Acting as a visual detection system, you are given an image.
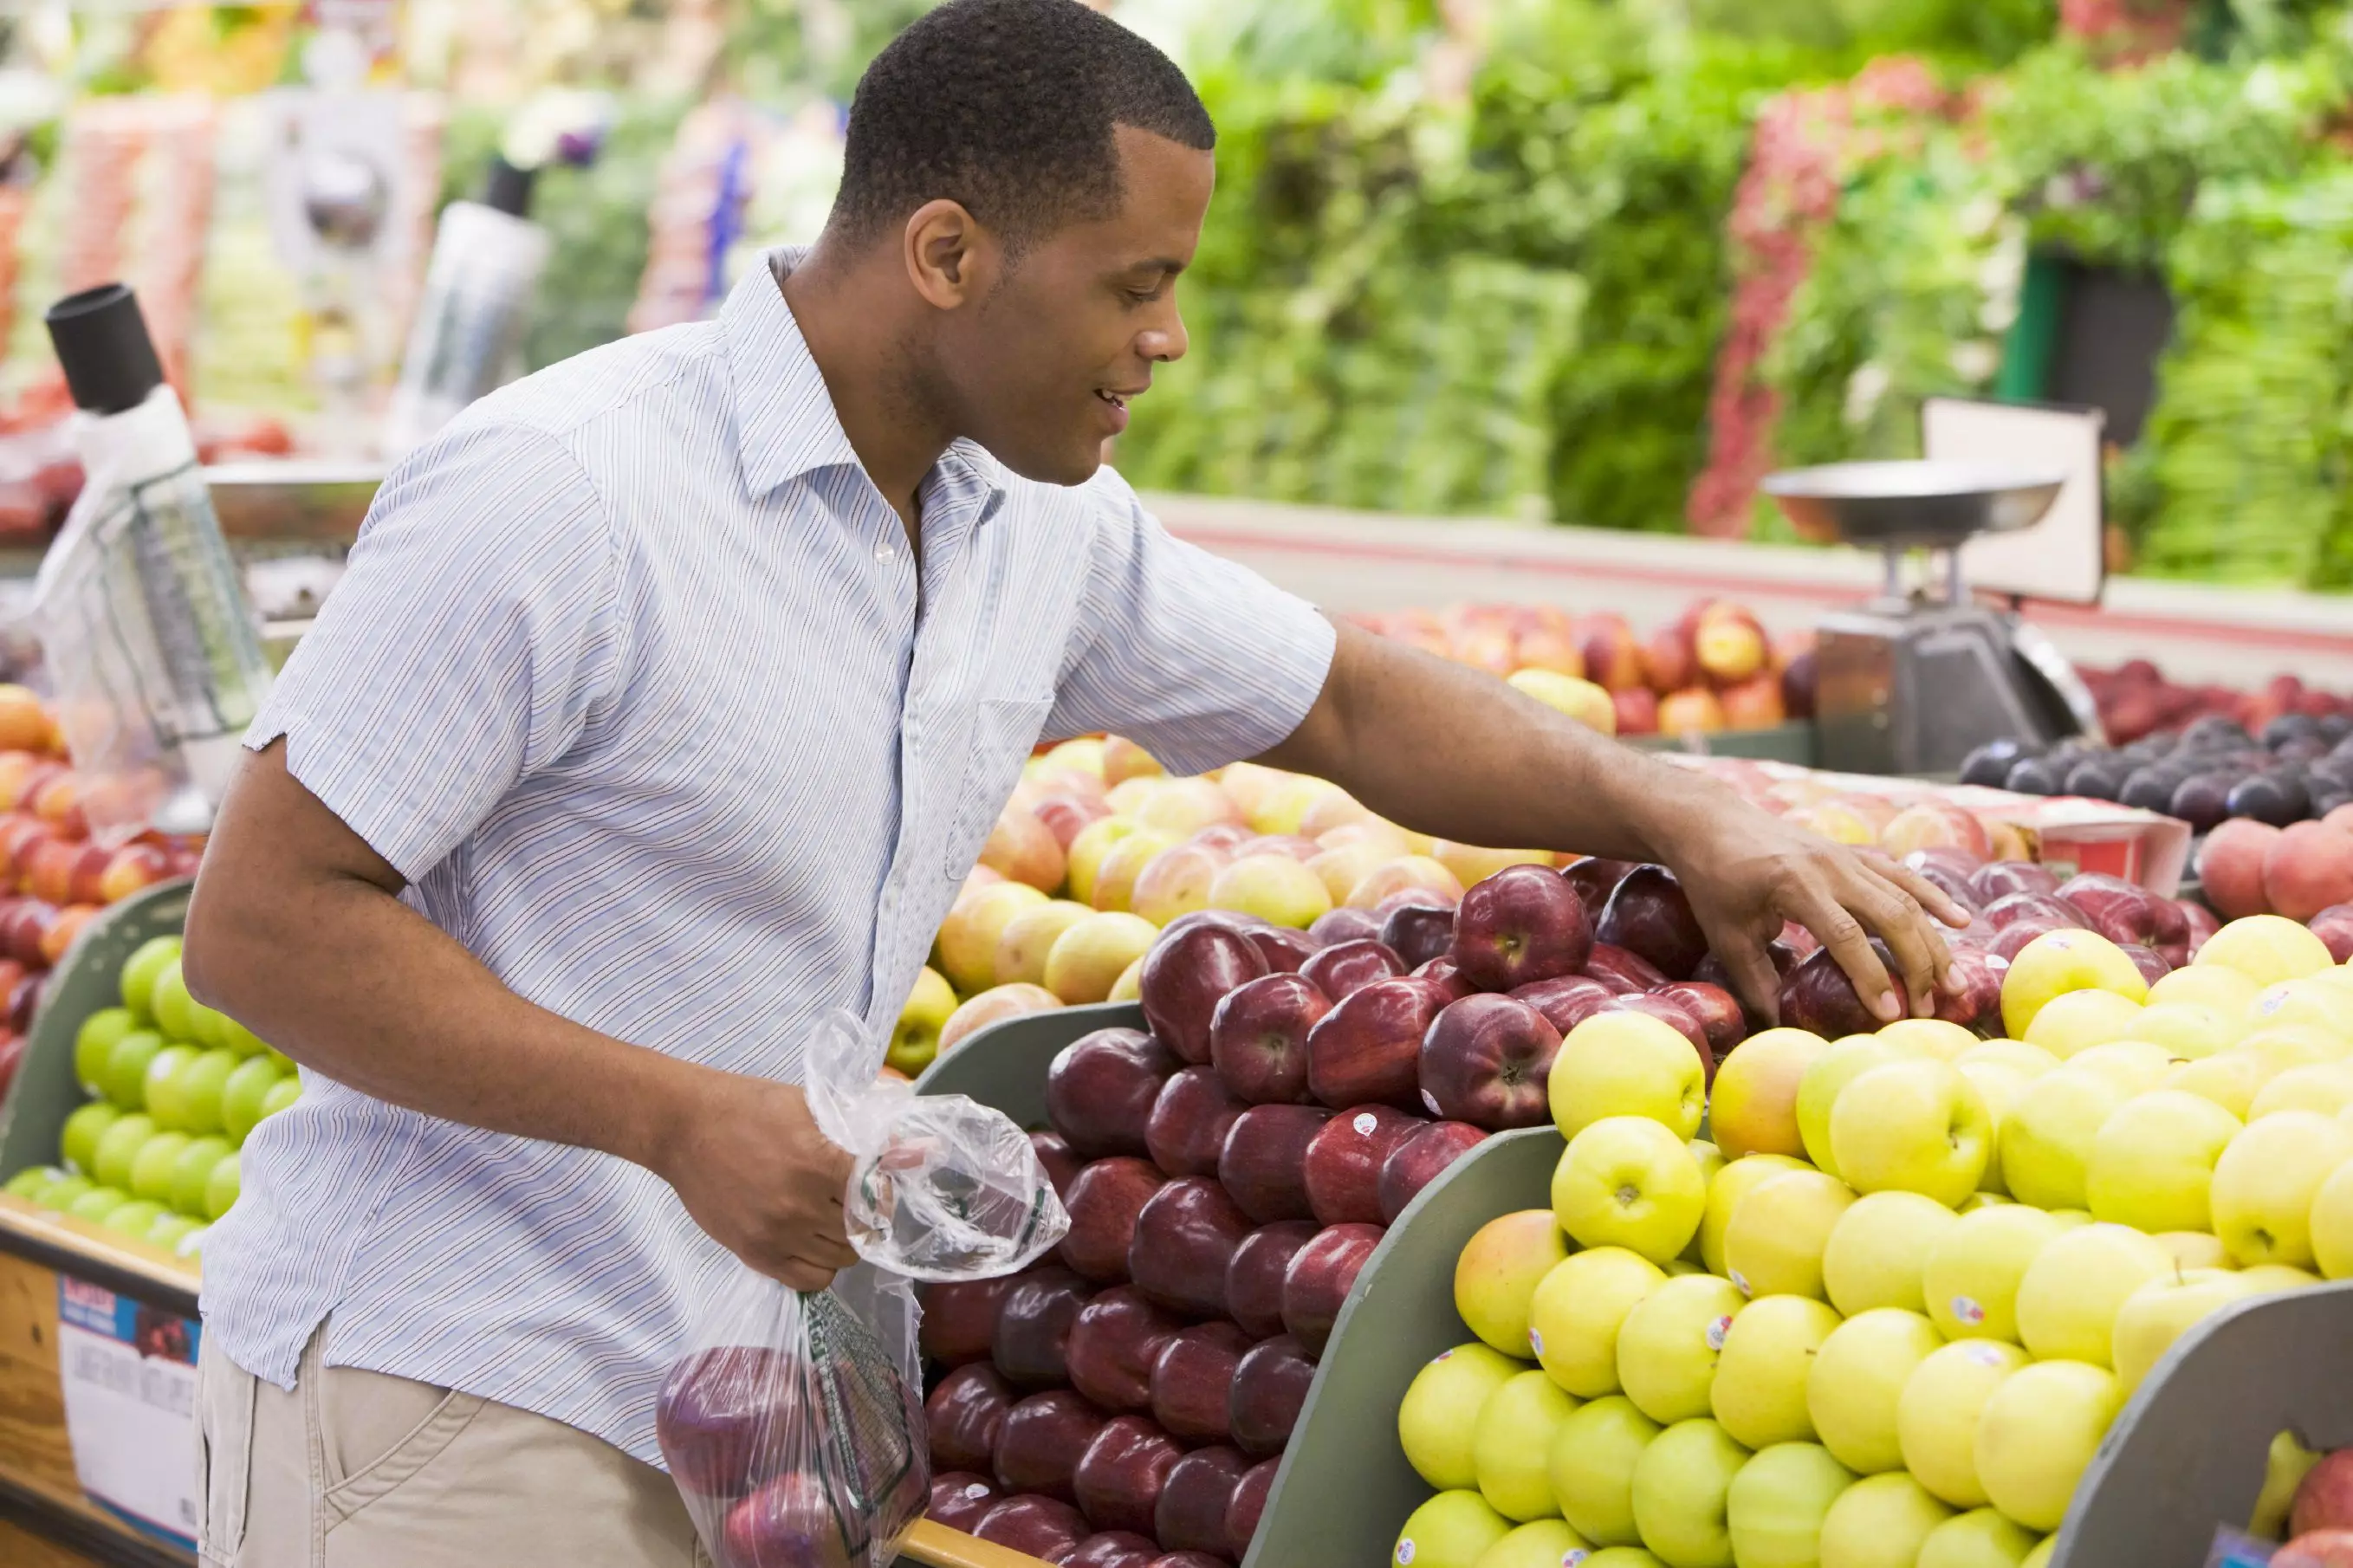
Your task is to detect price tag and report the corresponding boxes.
[56,1276,201,1548]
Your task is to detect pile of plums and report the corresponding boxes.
[1963,714,2353,830]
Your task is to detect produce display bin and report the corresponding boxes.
[1630,720,1818,768]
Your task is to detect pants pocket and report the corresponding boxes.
[196,1336,256,1567]
[317,1373,485,1519]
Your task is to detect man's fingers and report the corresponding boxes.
[799,1229,860,1270]
[1844,868,1945,1018]
[1792,884,1901,1022]
[1715,931,1782,1030]
[1867,852,1974,930]
[773,1259,838,1293]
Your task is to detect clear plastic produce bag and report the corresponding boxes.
[658,1008,1068,1567]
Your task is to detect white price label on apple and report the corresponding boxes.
[56,1277,201,1549]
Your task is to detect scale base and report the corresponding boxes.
[1817,602,2095,777]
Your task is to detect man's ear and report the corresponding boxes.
[903,200,1004,309]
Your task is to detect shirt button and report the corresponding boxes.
[875,543,894,562]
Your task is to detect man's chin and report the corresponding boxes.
[990,438,1108,490]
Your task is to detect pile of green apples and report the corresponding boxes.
[1389,914,2353,1568]
[3,933,299,1255]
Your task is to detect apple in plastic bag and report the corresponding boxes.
[656,1344,790,1496]
[723,1472,856,1568]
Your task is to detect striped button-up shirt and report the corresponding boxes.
[200,249,1336,1463]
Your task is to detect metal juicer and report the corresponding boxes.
[1762,460,2103,777]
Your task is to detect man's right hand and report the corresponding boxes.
[653,1070,860,1293]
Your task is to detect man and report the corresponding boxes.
[183,1,1959,1561]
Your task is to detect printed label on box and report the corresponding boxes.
[56,1276,201,1548]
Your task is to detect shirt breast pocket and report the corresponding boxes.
[942,695,1056,881]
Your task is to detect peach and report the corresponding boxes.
[0,754,44,810]
[1695,606,1769,685]
[937,881,1051,994]
[2200,819,2285,920]
[1131,842,1232,926]
[1296,787,1376,839]
[1034,792,1111,852]
[1432,842,1551,888]
[1614,688,1661,735]
[1319,821,1413,859]
[1043,911,1158,1004]
[1208,852,1333,929]
[2263,821,2353,923]
[1717,673,1787,730]
[22,839,76,906]
[1575,613,1646,693]
[1657,687,1727,735]
[0,688,48,754]
[1879,802,1993,861]
[1213,761,1288,820]
[1514,625,1585,678]
[1985,820,2034,863]
[1642,627,1698,694]
[1089,827,1183,913]
[1307,842,1393,905]
[1238,833,1321,862]
[995,900,1095,988]
[981,805,1066,892]
[2328,804,2353,835]
[96,843,173,904]
[1247,773,1342,837]
[1106,776,1163,814]
[40,903,97,966]
[1102,735,1164,787]
[1137,777,1245,839]
[955,865,1008,909]
[1507,669,1617,732]
[939,983,1063,1053]
[1450,625,1518,677]
[1039,738,1107,780]
[1343,854,1465,910]
[64,842,113,907]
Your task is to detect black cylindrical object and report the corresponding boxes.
[483,156,536,218]
[44,283,165,416]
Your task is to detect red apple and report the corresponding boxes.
[1061,1158,1169,1284]
[1073,1415,1185,1536]
[1047,1029,1178,1158]
[1302,1104,1425,1224]
[1227,1458,1280,1558]
[994,1393,1110,1505]
[1037,792,1112,850]
[1991,916,2073,963]
[2058,871,2187,956]
[1379,1121,1487,1221]
[1596,865,1708,980]
[1411,956,1475,1001]
[1299,939,1407,1002]
[1033,1131,1085,1200]
[2311,903,2353,963]
[929,1364,1015,1474]
[1779,944,1906,1039]
[1984,891,2089,932]
[655,1344,789,1495]
[1066,1286,1185,1415]
[1576,613,1644,691]
[1642,625,1697,693]
[1282,1222,1383,1356]
[62,843,112,908]
[1607,994,1713,1078]
[3,900,52,968]
[1217,1105,1333,1224]
[1245,926,1320,975]
[1228,1334,1317,1458]
[1449,864,1593,991]
[1613,687,1661,735]
[1151,1321,1254,1443]
[1128,1176,1254,1318]
[1378,899,1457,969]
[928,1472,999,1532]
[2118,943,2171,986]
[1418,994,1561,1129]
[2296,1453,2353,1538]
[1224,1220,1320,1338]
[2180,898,2222,960]
[1146,1066,1249,1177]
[1307,907,1383,947]
[1969,861,2060,904]
[1141,924,1270,1065]
[1209,974,1332,1106]
[1656,981,1744,1060]
[1585,942,1669,993]
[975,1493,1090,1558]
[1060,1532,1161,1568]
[725,1473,862,1568]
[2276,1532,2353,1568]
[918,1275,1015,1367]
[1144,1553,1230,1568]
[1934,949,2007,1031]
[1509,974,1617,1034]
[994,1267,1092,1389]
[1304,979,1443,1110]
[1562,858,1637,920]
[1155,1446,1252,1558]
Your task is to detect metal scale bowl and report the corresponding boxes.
[1762,460,2102,778]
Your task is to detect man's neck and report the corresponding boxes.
[778,249,950,540]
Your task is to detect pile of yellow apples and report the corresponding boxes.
[1391,914,2353,1568]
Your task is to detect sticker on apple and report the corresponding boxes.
[1354,1111,1378,1136]
[1951,1295,1985,1326]
[1706,1315,1734,1351]
[1528,1328,1545,1357]
[1729,1268,1752,1298]
[1397,1539,1416,1565]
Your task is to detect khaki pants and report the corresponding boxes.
[196,1322,710,1568]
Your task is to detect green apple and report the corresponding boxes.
[145,1212,203,1251]
[175,1047,241,1138]
[102,1030,166,1111]
[1401,1343,1526,1490]
[211,1012,269,1059]
[264,1046,296,1073]
[126,1131,191,1204]
[40,1174,94,1211]
[151,958,198,1042]
[1997,1069,2127,1210]
[1972,1359,2120,1532]
[2063,1040,2175,1094]
[204,1151,241,1221]
[1394,1489,1513,1568]
[1829,1059,1992,1208]
[1699,1154,1805,1277]
[101,1197,165,1237]
[140,1044,202,1131]
[220,1056,283,1146]
[3,1165,57,1199]
[1896,1339,2029,1506]
[1475,1370,1578,1521]
[1549,1395,1662,1547]
[1629,1417,1748,1567]
[259,1077,301,1119]
[1915,1507,2041,1568]
[2084,1089,2241,1234]
[1805,1308,1940,1475]
[2018,1534,2053,1568]
[1615,1273,1744,1426]
[74,1008,136,1094]
[2110,1268,2257,1395]
[1710,1295,1841,1450]
[1552,1116,1707,1265]
[2000,929,2148,1040]
[91,1112,157,1190]
[1585,1551,1668,1568]
[1456,1210,1572,1358]
[1721,1169,1856,1302]
[1527,1247,1665,1398]
[888,965,957,1076]
[2315,1159,2353,1280]
[1551,1012,1708,1140]
[1477,1520,1596,1568]
[67,1184,129,1223]
[1817,1473,1954,1568]
[2014,1221,2173,1367]
[167,1136,233,1219]
[1796,1037,1915,1177]
[2209,1110,2353,1267]
[1823,1190,1958,1318]
[1724,1442,1857,1568]
[119,935,182,1020]
[60,1101,124,1176]
[1922,1204,2071,1344]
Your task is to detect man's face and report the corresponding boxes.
[938,126,1214,487]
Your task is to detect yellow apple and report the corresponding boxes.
[1345,854,1466,911]
[2165,1052,2265,1119]
[1212,760,1283,818]
[1824,1190,1959,1317]
[1710,1295,1842,1450]
[1109,955,1144,1002]
[1700,1154,1807,1277]
[2063,1040,2176,1094]
[2121,1001,2240,1059]
[1475,1369,1579,1521]
[2210,1109,2353,1267]
[1104,774,1162,813]
[2001,929,2149,1040]
[1040,910,1158,1004]
[1248,772,1340,836]
[2196,915,2337,988]
[887,966,956,1075]
[1724,1441,1857,1568]
[938,983,1063,1053]
[1478,1520,1598,1568]
[1394,1489,1514,1568]
[2151,1230,2232,1270]
[1552,1116,1708,1265]
[1829,1059,1992,1207]
[2248,977,2353,1039]
[1614,1273,1745,1426]
[1456,1210,1573,1358]
[1208,852,1333,930]
[1549,1395,1662,1548]
[1085,826,1181,913]
[2314,1158,2353,1280]
[1806,1308,1941,1475]
[2152,963,2265,1014]
[1400,1342,1526,1489]
[2019,988,2146,1059]
[1973,1359,2121,1532]
[1721,1169,1857,1302]
[993,899,1094,988]
[2250,1064,2353,1121]
[1915,1507,2041,1568]
[2110,1267,2258,1394]
[1817,1473,1954,1568]
[1710,1028,1830,1160]
[1065,815,1138,906]
[1922,1204,2071,1344]
[1957,1040,2063,1078]
[935,880,1050,993]
[1796,1037,1919,1177]
[1528,1247,1666,1398]
[2238,1263,2324,1293]
[2084,1089,2242,1233]
[1873,1017,1977,1060]
[1955,1060,2032,1160]
[2251,1429,2326,1539]
[2021,1538,2055,1568]
[1309,841,1395,906]
[2013,1222,2174,1367]
[1136,776,1244,838]
[1897,1339,2029,1506]
[1433,841,1552,889]
[1629,1417,1750,1567]
[1552,1013,1708,1140]
[1509,668,1617,731]
[1997,1069,2128,1210]
[2240,1025,2353,1079]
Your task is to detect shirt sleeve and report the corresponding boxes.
[245,423,626,884]
[1045,470,1336,776]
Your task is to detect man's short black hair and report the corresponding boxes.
[832,0,1215,255]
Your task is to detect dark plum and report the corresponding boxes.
[2003,757,2066,795]
[2168,773,2240,833]
[2226,772,2310,826]
[1961,738,2032,787]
